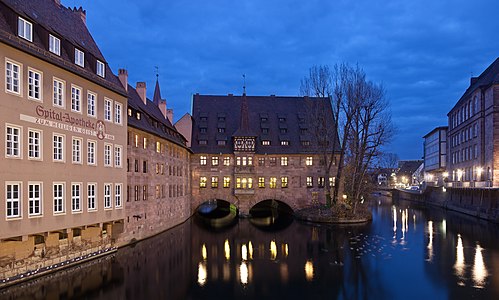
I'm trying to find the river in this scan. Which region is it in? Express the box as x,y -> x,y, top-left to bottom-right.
1,195 -> 498,299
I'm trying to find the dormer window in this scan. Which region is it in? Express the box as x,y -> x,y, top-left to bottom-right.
136,112 -> 141,120
18,17 -> 32,41
281,140 -> 289,146
278,117 -> 286,122
128,108 -> 132,116
200,116 -> 208,121
96,60 -> 105,77
262,140 -> 271,146
75,48 -> 84,67
49,34 -> 60,55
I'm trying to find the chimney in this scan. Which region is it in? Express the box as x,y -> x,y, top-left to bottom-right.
159,99 -> 167,119
118,69 -> 128,92
471,77 -> 478,85
73,7 -> 86,24
167,109 -> 174,124
136,82 -> 147,105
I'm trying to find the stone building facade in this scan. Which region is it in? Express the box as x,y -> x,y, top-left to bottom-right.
0,0 -> 127,279
447,58 -> 499,188
190,94 -> 340,215
118,72 -> 191,245
423,126 -> 447,186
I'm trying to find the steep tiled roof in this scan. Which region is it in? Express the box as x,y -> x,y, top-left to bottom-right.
127,84 -> 188,149
0,0 -> 126,96
448,57 -> 499,114
191,94 -> 340,154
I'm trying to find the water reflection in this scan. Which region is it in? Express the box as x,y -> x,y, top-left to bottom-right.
427,221 -> 434,262
472,244 -> 487,288
304,260 -> 314,281
454,234 -> 465,280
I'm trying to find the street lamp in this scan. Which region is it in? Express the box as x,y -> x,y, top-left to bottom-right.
476,167 -> 483,181
457,169 -> 463,181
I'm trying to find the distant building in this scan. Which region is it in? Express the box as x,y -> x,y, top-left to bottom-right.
0,0 -> 127,278
423,126 -> 448,186
447,58 -> 499,187
118,72 -> 191,244
396,160 -> 424,187
189,93 -> 340,215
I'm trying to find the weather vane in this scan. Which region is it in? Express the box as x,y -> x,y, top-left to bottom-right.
243,74 -> 246,94
155,66 -> 159,79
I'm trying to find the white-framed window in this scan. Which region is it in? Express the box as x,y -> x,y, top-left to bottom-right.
104,143 -> 112,167
75,48 -> 84,67
223,157 -> 230,166
87,92 -> 96,117
53,78 -> 65,107
306,176 -> 313,187
281,156 -> 288,166
49,34 -> 61,55
53,183 -> 65,214
71,85 -> 82,113
114,102 -> 122,125
96,60 -> 105,77
71,183 -> 82,212
28,129 -> 42,160
87,140 -> 96,165
104,98 -> 112,122
115,183 -> 122,208
306,156 -> 313,166
281,140 -> 290,146
18,17 -> 32,41
114,145 -> 122,168
72,137 -> 82,164
6,60 -> 21,94
6,125 -> 21,158
87,183 -> 96,211
28,182 -> 42,216
200,156 -> 207,166
28,69 -> 42,100
104,183 -> 112,209
53,133 -> 64,162
6,182 -> 21,218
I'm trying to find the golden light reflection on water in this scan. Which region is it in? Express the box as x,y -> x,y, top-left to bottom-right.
454,234 -> 465,280
284,243 -> 289,258
305,260 -> 314,281
197,262 -> 207,286
270,240 -> 277,260
249,241 -> 253,260
241,244 -> 248,261
239,262 -> 248,285
472,244 -> 488,288
441,219 -> 446,236
392,206 -> 397,239
224,239 -> 230,260
427,221 -> 433,262
201,244 -> 207,261
280,263 -> 289,283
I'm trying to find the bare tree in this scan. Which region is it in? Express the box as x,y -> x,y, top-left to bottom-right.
301,63 -> 393,209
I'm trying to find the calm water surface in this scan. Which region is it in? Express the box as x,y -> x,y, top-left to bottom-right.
1,196 -> 499,299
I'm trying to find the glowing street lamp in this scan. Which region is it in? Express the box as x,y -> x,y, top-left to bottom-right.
443,172 -> 449,178
476,167 -> 483,181
457,169 -> 463,181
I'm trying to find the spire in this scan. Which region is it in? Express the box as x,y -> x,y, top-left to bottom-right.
153,76 -> 161,106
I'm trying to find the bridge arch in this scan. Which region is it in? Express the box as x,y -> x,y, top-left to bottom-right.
195,199 -> 238,229
249,199 -> 294,230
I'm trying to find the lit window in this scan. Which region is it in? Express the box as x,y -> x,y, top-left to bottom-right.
200,177 -> 207,188
49,34 -> 61,55
262,140 -> 271,146
115,102 -> 122,124
301,141 -> 310,146
6,60 -> 21,94
281,140 -> 290,146
223,157 -> 230,166
104,184 -> 112,208
156,141 -> 161,153
236,177 -> 253,189
28,183 -> 42,216
258,157 -> 265,166
53,78 -> 64,107
87,140 -> 96,165
71,85 -> 82,112
115,184 -> 122,208
53,134 -> 64,162
212,156 -> 219,166
128,108 -> 132,116
97,60 -> 105,77
258,177 -> 265,188
6,182 -> 21,218
281,157 -> 288,166
269,157 -> 277,166
199,140 -> 207,145
281,177 -> 288,188
6,125 -> 21,158
114,145 -> 122,168
329,177 -> 336,187
217,140 -> 226,146
87,183 -> 96,210
28,129 -> 41,159
72,138 -> 82,164
87,92 -> 96,117
18,17 -> 32,41
71,183 -> 82,212
318,177 -> 325,188
306,156 -> 313,166
269,177 -> 277,189
104,98 -> 112,122
211,177 -> 219,188
104,143 -> 112,167
28,69 -> 42,100
75,48 -> 85,67
134,134 -> 139,148
306,176 -> 313,187
136,112 -> 141,120
223,177 -> 231,188
200,156 -> 207,166
143,137 -> 148,149
53,183 -> 64,214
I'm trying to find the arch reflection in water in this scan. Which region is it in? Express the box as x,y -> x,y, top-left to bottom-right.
196,199 -> 238,229
473,244 -> 488,288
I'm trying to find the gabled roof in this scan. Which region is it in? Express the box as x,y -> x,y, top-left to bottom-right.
0,0 -> 126,96
127,84 -> 188,149
191,94 -> 341,154
397,160 -> 423,175
448,57 -> 499,114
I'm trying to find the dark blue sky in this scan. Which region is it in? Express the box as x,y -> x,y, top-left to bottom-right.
69,0 -> 499,160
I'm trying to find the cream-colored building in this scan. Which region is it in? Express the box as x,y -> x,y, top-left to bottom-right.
0,0 -> 127,279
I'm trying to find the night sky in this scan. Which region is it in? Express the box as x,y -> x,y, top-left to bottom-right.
68,0 -> 499,160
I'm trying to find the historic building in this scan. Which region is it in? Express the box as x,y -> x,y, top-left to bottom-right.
423,126 -> 448,186
0,0 -> 127,279
190,93 -> 340,215
118,72 -> 191,245
447,58 -> 499,187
